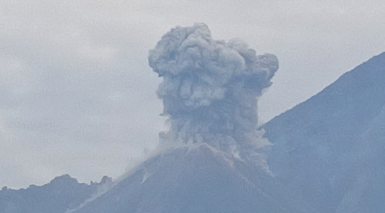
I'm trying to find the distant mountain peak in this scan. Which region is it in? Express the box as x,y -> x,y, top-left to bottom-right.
49,174 -> 79,185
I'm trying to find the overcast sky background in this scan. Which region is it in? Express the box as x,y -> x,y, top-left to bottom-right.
1,0 -> 385,188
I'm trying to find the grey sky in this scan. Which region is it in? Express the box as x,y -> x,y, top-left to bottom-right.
1,0 -> 384,188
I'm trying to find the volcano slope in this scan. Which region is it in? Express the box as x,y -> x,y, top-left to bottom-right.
263,52 -> 385,213
72,144 -> 311,213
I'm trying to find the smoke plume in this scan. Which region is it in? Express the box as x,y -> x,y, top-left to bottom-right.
148,23 -> 278,160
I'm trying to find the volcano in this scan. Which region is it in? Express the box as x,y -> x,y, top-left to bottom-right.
72,144 -> 310,213
70,23 -> 307,213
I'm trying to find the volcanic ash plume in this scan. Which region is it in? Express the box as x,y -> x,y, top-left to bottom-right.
148,23 -> 278,160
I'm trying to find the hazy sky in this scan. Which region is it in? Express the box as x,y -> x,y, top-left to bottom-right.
1,0 -> 385,188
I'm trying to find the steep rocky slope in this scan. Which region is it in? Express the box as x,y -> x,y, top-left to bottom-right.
264,52 -> 385,213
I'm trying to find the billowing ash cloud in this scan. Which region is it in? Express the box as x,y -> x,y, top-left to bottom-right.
148,23 -> 278,160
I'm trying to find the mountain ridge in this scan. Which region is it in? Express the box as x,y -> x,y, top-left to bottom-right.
0,174 -> 112,213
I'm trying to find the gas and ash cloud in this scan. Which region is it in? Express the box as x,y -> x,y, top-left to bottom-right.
148,23 -> 278,160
